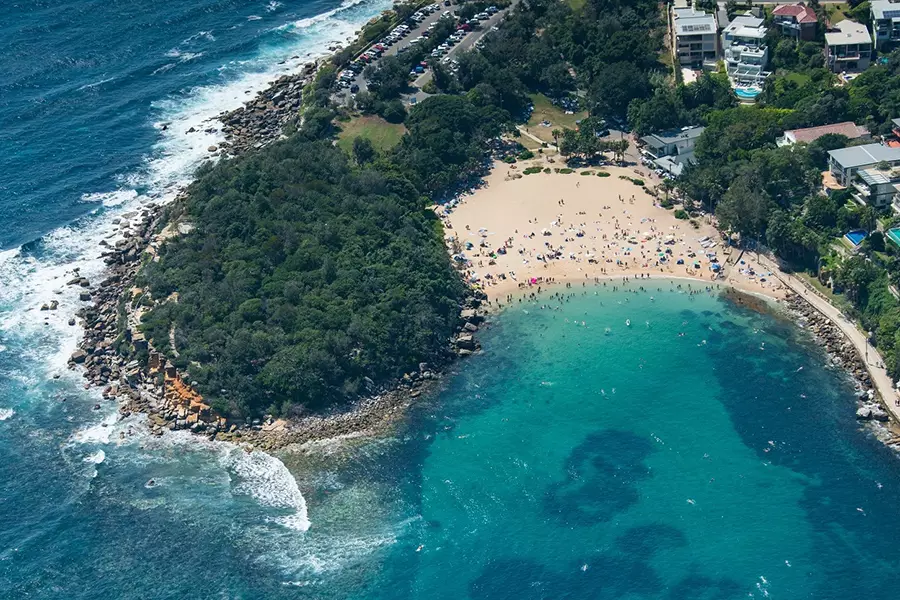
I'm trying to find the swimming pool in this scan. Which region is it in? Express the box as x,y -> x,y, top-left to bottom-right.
845,230 -> 866,246
735,86 -> 761,99
887,227 -> 900,248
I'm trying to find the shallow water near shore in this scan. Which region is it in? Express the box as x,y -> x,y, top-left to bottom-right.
284,282 -> 900,599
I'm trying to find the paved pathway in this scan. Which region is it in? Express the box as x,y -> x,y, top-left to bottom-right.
758,255 -> 900,421
516,126 -> 555,149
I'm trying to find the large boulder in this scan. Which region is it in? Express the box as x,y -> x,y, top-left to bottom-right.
70,349 -> 88,364
456,334 -> 476,350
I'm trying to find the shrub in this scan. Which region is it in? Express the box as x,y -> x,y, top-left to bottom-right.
580,171 -> 592,176
597,171 -> 610,177
674,209 -> 689,220
543,168 -> 551,173
523,166 -> 543,175
518,149 -> 535,160
631,178 -> 645,186
503,155 -> 517,164
379,99 -> 407,124
558,168 -> 574,174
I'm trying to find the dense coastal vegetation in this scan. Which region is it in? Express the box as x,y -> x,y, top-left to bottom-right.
131,0 -> 900,417
135,62 -> 513,418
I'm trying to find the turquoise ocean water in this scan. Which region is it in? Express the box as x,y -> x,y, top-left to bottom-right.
2,0 -> 900,596
280,283 -> 900,599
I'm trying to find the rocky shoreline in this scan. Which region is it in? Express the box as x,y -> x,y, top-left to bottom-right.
64,47 -> 489,449
784,292 -> 894,424
216,61 -> 318,156
65,173 -> 487,449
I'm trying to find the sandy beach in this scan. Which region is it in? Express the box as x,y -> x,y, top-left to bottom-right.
439,160 -> 785,303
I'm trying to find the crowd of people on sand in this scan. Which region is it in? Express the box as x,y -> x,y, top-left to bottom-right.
437,162 -> 784,300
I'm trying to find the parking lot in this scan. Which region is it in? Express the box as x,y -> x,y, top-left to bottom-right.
334,1 -> 515,105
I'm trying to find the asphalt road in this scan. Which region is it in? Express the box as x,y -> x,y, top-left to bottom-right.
334,1 -> 517,106
405,2 -> 517,104
335,5 -> 454,104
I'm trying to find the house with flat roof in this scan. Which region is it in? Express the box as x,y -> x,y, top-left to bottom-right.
777,121 -> 870,147
640,126 -> 705,176
828,143 -> 900,186
672,7 -> 719,68
871,0 -> 900,49
772,3 -> 818,41
851,166 -> 900,208
722,15 -> 770,85
825,20 -> 873,72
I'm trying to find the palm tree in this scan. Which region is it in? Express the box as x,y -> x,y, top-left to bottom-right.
551,129 -> 561,148
661,178 -> 675,203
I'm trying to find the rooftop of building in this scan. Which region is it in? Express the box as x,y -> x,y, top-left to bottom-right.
785,121 -> 869,144
858,165 -> 900,185
772,3 -> 818,24
673,7 -> 717,36
724,15 -> 767,39
641,126 -> 706,148
825,20 -> 872,46
871,0 -> 900,21
829,143 -> 900,168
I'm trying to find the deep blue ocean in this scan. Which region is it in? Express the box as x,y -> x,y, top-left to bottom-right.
3,2 -> 900,599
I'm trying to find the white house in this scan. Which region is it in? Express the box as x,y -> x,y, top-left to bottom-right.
828,143 -> 900,187
871,0 -> 900,49
672,7 -> 719,68
722,15 -> 770,85
825,20 -> 873,73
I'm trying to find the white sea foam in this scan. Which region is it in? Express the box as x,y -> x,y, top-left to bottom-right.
267,1 -> 283,12
151,63 -> 176,76
77,77 -> 116,91
84,449 -> 106,464
283,0 -> 370,30
0,408 -> 14,421
221,446 -> 311,531
71,411 -> 120,444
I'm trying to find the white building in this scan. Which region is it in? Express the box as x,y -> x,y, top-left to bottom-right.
640,126 -> 705,177
825,20 -> 873,72
828,143 -> 900,187
871,0 -> 900,49
672,7 -> 719,68
722,15 -> 770,85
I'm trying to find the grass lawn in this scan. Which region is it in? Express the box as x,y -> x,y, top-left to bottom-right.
825,2 -> 850,23
525,93 -> 587,143
513,133 -> 545,151
336,116 -> 406,154
782,71 -> 811,86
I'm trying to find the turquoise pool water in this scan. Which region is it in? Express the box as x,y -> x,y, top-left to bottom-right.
735,87 -> 761,99
846,230 -> 867,246
887,227 -> 900,248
